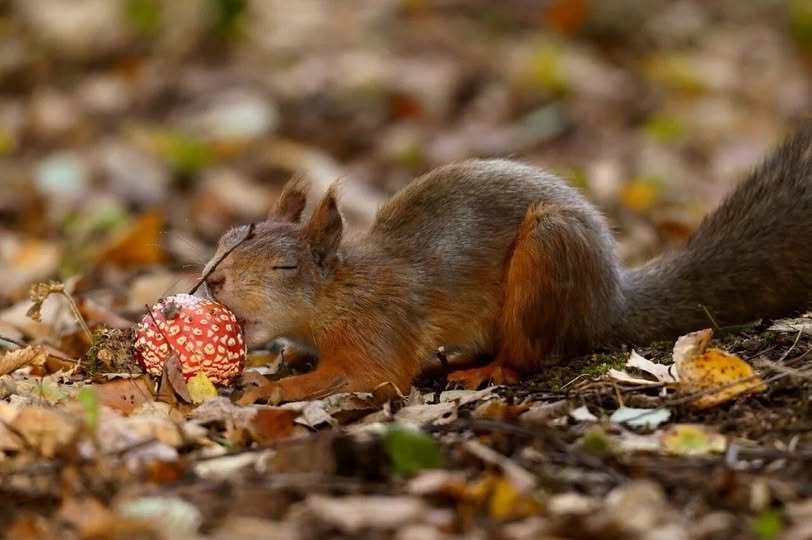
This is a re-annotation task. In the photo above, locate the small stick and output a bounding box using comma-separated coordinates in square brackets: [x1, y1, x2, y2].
[188, 223, 256, 295]
[61, 290, 93, 343]
[698, 304, 721, 330]
[0, 334, 27, 349]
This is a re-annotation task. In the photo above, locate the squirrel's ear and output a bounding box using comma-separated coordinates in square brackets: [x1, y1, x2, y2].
[270, 174, 309, 223]
[304, 183, 343, 269]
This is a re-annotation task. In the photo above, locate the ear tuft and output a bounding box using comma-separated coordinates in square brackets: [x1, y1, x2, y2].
[270, 174, 309, 223]
[304, 183, 343, 269]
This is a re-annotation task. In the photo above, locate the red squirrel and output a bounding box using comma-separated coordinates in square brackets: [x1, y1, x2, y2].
[204, 126, 812, 404]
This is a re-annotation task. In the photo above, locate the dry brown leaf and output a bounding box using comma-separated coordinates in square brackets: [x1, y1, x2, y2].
[0, 346, 47, 376]
[248, 408, 301, 444]
[676, 348, 766, 409]
[26, 280, 65, 322]
[0, 237, 61, 298]
[11, 406, 80, 458]
[157, 353, 192, 404]
[93, 377, 154, 415]
[96, 211, 166, 267]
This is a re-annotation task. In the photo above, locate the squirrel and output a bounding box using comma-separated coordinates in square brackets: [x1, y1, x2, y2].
[204, 126, 812, 404]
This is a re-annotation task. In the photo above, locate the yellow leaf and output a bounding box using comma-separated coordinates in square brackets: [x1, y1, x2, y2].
[187, 371, 218, 404]
[621, 178, 660, 213]
[676, 348, 766, 409]
[660, 424, 727, 455]
[488, 476, 542, 520]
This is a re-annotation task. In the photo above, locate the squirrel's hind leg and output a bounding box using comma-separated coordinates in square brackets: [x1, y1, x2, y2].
[497, 202, 594, 373]
[448, 203, 568, 388]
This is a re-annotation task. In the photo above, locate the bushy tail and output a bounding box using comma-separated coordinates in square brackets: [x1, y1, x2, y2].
[619, 125, 812, 343]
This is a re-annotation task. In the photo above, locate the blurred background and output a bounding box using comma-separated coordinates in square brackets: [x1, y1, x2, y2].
[0, 0, 810, 324]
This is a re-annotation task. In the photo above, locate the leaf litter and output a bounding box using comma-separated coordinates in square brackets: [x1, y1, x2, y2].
[1, 2, 811, 539]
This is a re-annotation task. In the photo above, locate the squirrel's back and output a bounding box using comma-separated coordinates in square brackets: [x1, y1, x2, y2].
[369, 159, 624, 356]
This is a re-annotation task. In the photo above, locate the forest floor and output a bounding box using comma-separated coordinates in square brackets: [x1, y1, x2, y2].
[1, 1, 811, 539]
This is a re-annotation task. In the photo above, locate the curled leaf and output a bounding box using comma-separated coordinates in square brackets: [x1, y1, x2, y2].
[0, 346, 47, 375]
[26, 280, 65, 322]
[676, 348, 766, 409]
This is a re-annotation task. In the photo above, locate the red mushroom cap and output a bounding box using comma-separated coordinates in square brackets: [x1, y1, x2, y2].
[134, 293, 245, 383]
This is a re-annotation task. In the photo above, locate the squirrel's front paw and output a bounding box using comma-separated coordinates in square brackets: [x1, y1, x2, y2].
[236, 378, 283, 406]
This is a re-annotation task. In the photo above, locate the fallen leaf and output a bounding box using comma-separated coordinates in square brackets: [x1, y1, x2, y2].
[304, 495, 427, 534]
[115, 496, 202, 537]
[660, 424, 727, 455]
[613, 431, 662, 453]
[406, 470, 468, 497]
[569, 405, 598, 422]
[462, 440, 536, 493]
[247, 408, 301, 444]
[95, 211, 166, 267]
[608, 368, 664, 386]
[610, 406, 672, 429]
[768, 315, 812, 334]
[621, 178, 660, 213]
[26, 280, 65, 322]
[0, 346, 47, 375]
[92, 377, 154, 414]
[676, 348, 766, 409]
[672, 328, 713, 365]
[60, 496, 157, 539]
[187, 371, 218, 404]
[383, 425, 445, 475]
[627, 349, 678, 383]
[0, 401, 23, 451]
[605, 480, 675, 534]
[157, 353, 192, 404]
[488, 475, 543, 520]
[394, 401, 457, 427]
[0, 237, 61, 298]
[11, 406, 80, 457]
[77, 387, 100, 433]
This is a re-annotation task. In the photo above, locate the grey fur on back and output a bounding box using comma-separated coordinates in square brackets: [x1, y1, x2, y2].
[370, 159, 624, 356]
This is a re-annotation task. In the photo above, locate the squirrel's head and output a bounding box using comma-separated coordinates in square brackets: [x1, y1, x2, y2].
[203, 176, 343, 346]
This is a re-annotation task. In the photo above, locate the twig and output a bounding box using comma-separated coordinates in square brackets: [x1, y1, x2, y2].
[59, 290, 93, 344]
[698, 304, 721, 330]
[188, 223, 256, 295]
[0, 334, 27, 349]
[776, 326, 806, 364]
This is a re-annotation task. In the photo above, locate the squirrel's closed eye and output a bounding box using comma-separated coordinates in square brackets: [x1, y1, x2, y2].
[272, 264, 298, 270]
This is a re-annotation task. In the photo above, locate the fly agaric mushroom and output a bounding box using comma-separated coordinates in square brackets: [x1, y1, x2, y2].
[134, 293, 245, 383]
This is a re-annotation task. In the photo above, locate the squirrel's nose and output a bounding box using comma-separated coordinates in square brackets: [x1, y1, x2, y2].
[205, 275, 225, 296]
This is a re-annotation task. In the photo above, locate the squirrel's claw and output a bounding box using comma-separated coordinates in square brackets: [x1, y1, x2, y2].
[447, 362, 520, 389]
[236, 379, 283, 406]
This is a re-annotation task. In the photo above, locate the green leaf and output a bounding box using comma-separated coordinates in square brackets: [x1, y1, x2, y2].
[78, 387, 100, 434]
[383, 425, 445, 475]
[752, 510, 783, 540]
[126, 0, 162, 40]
